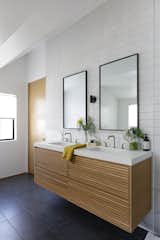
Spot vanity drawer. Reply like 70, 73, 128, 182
34, 148, 67, 176
35, 167, 68, 198
69, 156, 130, 200
68, 180, 130, 232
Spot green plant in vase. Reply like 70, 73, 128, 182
124, 127, 144, 150
77, 117, 96, 143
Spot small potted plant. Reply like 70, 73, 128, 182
125, 127, 144, 150
77, 117, 96, 143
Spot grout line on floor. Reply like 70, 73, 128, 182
145, 232, 160, 240
6, 218, 24, 240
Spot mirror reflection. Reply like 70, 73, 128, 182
100, 54, 138, 130
63, 71, 87, 129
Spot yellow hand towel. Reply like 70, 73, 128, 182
63, 144, 86, 161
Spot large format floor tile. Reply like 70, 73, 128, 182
0, 211, 6, 222
145, 232, 160, 240
0, 174, 148, 240
0, 220, 22, 240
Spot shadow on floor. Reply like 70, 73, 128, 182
0, 174, 148, 240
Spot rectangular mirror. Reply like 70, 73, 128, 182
99, 54, 139, 130
63, 71, 87, 129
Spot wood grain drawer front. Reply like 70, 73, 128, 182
35, 148, 67, 176
35, 167, 68, 198
68, 180, 130, 232
69, 156, 130, 200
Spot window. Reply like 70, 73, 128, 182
0, 93, 17, 141
128, 104, 137, 128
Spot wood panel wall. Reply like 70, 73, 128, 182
28, 78, 46, 174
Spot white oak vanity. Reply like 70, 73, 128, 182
34, 142, 152, 233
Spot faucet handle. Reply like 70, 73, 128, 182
104, 141, 108, 147
106, 135, 116, 148
121, 143, 126, 149
104, 139, 111, 148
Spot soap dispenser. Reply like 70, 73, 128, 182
142, 134, 151, 151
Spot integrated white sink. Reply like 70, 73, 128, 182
87, 146, 105, 151
48, 141, 75, 147
48, 142, 66, 146
87, 146, 114, 152
75, 146, 152, 165
86, 146, 127, 154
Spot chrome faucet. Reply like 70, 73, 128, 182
63, 131, 72, 143
107, 135, 116, 148
104, 140, 108, 147
121, 143, 126, 149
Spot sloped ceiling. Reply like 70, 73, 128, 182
0, 0, 107, 68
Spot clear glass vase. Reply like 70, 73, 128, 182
84, 131, 88, 143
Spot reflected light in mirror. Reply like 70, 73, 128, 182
128, 104, 137, 128
63, 71, 87, 129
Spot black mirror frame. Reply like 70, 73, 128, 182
63, 70, 88, 129
99, 53, 139, 131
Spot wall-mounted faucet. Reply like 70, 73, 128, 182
63, 131, 72, 143
107, 135, 116, 148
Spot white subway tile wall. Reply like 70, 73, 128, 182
44, 0, 160, 235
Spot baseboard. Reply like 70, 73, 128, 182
139, 224, 151, 233
139, 224, 160, 238
0, 172, 28, 180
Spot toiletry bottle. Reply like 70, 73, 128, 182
142, 134, 151, 151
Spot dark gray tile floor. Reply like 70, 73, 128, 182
0, 174, 147, 240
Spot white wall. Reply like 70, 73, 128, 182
0, 57, 28, 178
27, 42, 46, 82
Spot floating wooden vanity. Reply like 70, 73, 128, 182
34, 146, 151, 233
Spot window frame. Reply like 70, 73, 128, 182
0, 118, 15, 141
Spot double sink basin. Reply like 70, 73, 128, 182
33, 141, 152, 166
48, 141, 119, 152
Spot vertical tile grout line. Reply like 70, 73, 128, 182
152, 0, 155, 236
152, 0, 159, 236
6, 218, 24, 240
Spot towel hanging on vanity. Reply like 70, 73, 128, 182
63, 144, 86, 161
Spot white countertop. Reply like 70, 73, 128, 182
34, 141, 152, 166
